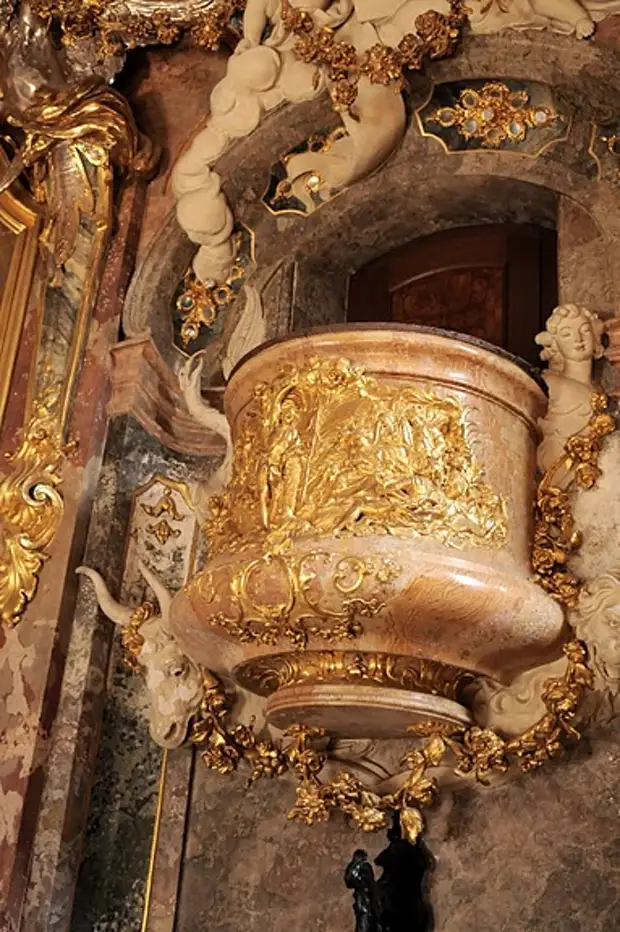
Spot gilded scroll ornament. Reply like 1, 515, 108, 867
0, 386, 69, 626
0, 82, 155, 278
188, 552, 402, 648
430, 81, 560, 148
206, 356, 507, 556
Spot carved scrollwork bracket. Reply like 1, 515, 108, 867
0, 385, 71, 625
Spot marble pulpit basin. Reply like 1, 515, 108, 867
170, 326, 564, 738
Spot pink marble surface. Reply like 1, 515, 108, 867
0, 181, 146, 931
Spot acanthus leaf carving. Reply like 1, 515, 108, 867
0, 385, 70, 626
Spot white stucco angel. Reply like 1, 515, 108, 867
468, 0, 620, 39
535, 304, 606, 477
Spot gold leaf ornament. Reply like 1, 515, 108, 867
400, 807, 424, 845
0, 387, 70, 625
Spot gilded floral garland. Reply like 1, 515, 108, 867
29, 0, 246, 57
282, 0, 467, 111
532, 392, 616, 607
190, 676, 447, 842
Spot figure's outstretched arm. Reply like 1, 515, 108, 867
533, 0, 594, 36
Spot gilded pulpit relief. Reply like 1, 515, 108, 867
78, 311, 620, 848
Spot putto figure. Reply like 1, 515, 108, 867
535, 304, 605, 477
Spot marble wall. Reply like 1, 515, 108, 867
163, 719, 620, 932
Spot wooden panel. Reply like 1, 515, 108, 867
391, 267, 504, 344
347, 224, 557, 365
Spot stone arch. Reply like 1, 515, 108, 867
123, 28, 620, 384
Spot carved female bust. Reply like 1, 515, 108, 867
535, 304, 605, 475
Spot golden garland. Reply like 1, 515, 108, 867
189, 678, 447, 841
29, 0, 246, 57
532, 392, 616, 607
282, 0, 467, 111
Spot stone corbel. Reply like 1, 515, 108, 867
107, 334, 227, 457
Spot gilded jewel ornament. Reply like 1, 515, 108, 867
282, 0, 467, 112
431, 81, 560, 147
176, 265, 237, 347
0, 385, 70, 626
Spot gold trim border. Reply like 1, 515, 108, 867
0, 185, 41, 428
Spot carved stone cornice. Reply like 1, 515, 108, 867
108, 334, 226, 456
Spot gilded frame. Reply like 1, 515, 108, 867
0, 183, 41, 428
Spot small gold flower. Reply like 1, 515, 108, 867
288, 784, 330, 824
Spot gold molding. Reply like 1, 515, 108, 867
0, 181, 41, 428
234, 651, 471, 702
141, 749, 168, 932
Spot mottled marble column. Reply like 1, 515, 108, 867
0, 181, 147, 932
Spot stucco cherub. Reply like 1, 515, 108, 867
469, 0, 620, 39
535, 304, 605, 477
280, 0, 620, 206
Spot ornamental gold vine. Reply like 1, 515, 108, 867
282, 0, 467, 112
